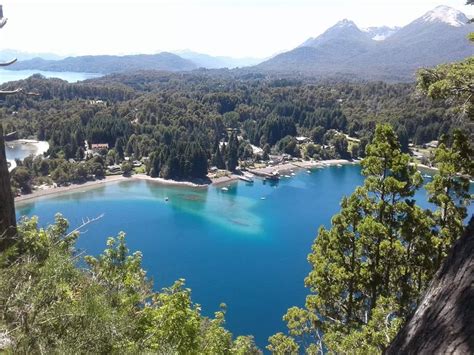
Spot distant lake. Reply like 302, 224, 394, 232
15, 165, 474, 349
0, 68, 102, 84
5, 140, 49, 161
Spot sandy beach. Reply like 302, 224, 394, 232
14, 159, 356, 203
132, 174, 209, 188
15, 175, 127, 204
14, 173, 213, 204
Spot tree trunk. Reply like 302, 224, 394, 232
385, 215, 474, 355
0, 124, 16, 250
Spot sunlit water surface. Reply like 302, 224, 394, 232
16, 165, 473, 348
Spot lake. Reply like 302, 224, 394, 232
5, 140, 50, 172
15, 165, 473, 349
0, 68, 102, 84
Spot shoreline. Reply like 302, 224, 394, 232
14, 159, 356, 204
15, 175, 127, 204
247, 159, 355, 176
15, 173, 211, 204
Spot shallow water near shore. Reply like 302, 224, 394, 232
15, 165, 474, 349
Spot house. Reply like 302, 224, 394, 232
250, 144, 263, 156
90, 143, 109, 151
296, 136, 310, 144
89, 99, 107, 106
425, 140, 439, 149
107, 165, 121, 173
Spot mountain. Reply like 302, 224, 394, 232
0, 49, 63, 62
173, 50, 263, 69
298, 19, 374, 51
6, 52, 197, 74
297, 19, 376, 60
257, 5, 474, 81
261, 19, 375, 73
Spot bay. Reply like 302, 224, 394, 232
0, 68, 102, 84
15, 165, 473, 348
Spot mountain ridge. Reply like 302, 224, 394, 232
256, 5, 473, 80
7, 52, 197, 74
4, 5, 473, 80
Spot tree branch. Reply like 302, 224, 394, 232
0, 58, 17, 66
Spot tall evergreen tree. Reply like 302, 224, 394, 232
425, 130, 473, 268
226, 133, 239, 172
268, 125, 443, 353
212, 145, 225, 170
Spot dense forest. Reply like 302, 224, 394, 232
1, 71, 469, 191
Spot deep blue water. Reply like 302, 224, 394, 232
15, 165, 473, 349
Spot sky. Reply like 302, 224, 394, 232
0, 0, 472, 58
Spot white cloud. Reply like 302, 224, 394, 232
0, 0, 472, 57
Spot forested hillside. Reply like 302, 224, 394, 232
1, 71, 468, 189
8, 52, 197, 74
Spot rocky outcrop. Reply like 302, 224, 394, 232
386, 216, 474, 354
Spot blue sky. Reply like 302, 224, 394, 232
1, 0, 472, 57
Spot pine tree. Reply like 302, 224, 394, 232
212, 145, 225, 169
271, 124, 440, 353
425, 130, 473, 268
226, 133, 239, 172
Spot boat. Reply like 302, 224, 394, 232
238, 175, 253, 183
284, 175, 291, 178
307, 170, 311, 173
261, 197, 266, 200
422, 174, 432, 179
165, 197, 169, 201
336, 164, 343, 167
290, 172, 296, 176
265, 175, 280, 181
221, 187, 229, 191
265, 171, 280, 181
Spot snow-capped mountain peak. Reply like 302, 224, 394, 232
361, 26, 400, 41
420, 5, 468, 27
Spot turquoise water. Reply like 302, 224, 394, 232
15, 165, 473, 348
0, 68, 102, 84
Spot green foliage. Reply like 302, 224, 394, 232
417, 1, 473, 121
0, 216, 259, 353
425, 130, 473, 267
267, 333, 299, 354
10, 166, 32, 193
121, 161, 133, 176
226, 132, 239, 171
3, 72, 466, 187
276, 136, 300, 157
324, 297, 403, 354
268, 124, 472, 354
417, 57, 474, 119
